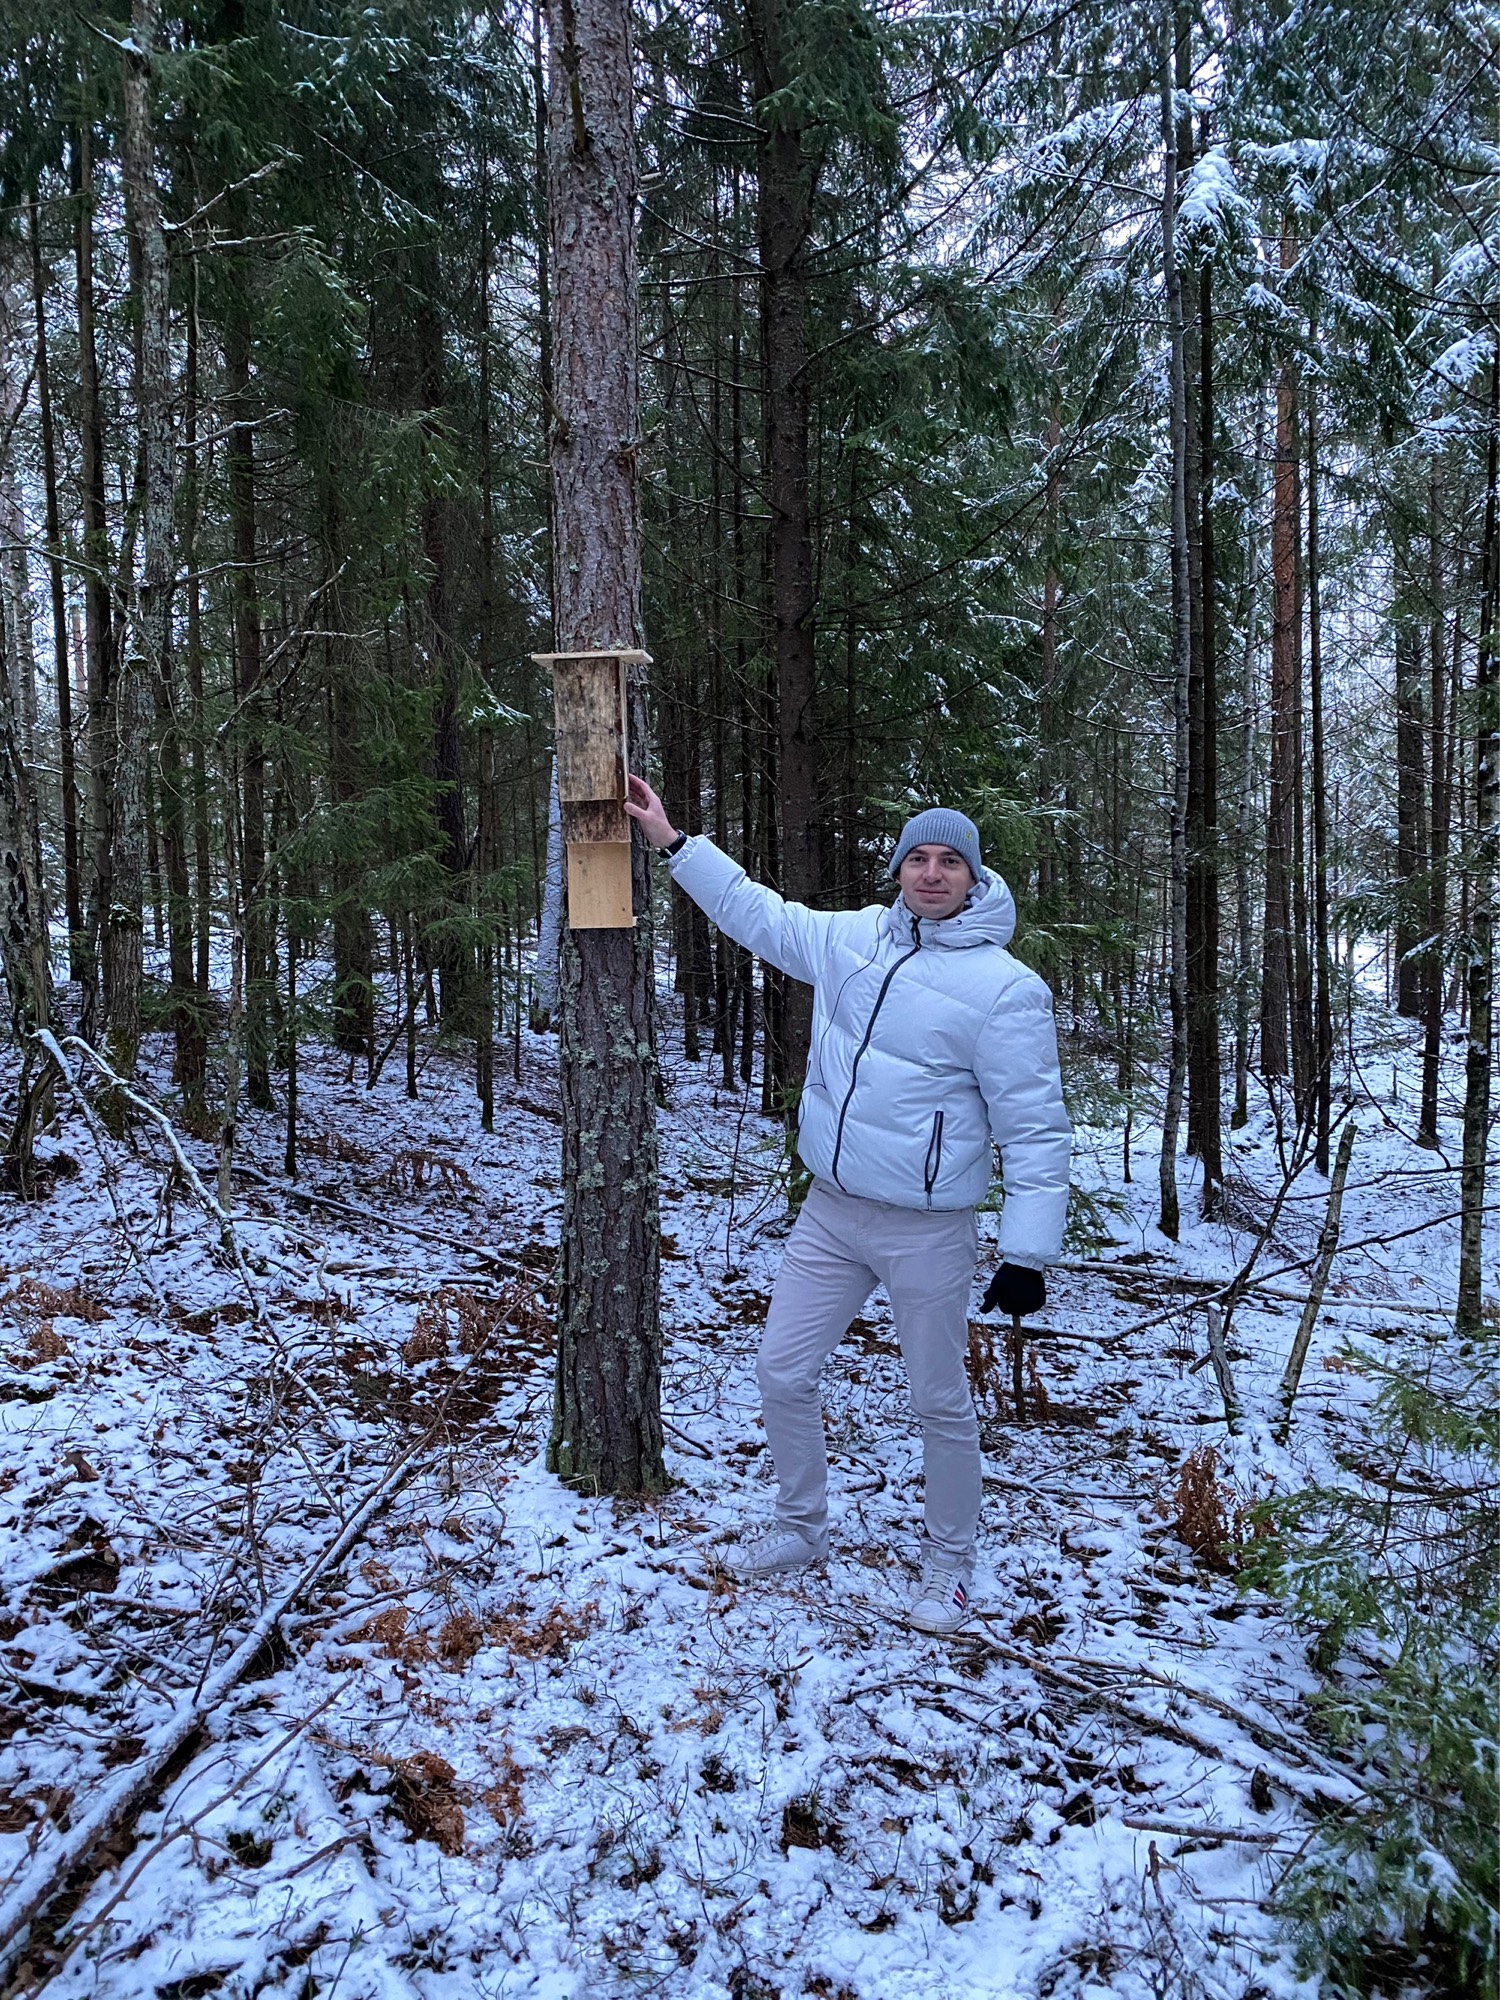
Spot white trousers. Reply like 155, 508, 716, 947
756, 1179, 982, 1569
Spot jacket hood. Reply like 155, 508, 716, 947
881, 866, 1016, 951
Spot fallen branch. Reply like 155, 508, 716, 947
1047, 1645, 1354, 1783
1120, 1815, 1287, 1846
30, 1034, 164, 1306
34, 1033, 338, 1428
36, 1031, 262, 1318
33, 1690, 343, 1992
0, 1436, 425, 1985
1105, 1199, 1489, 1346
233, 1162, 528, 1275
963, 1626, 1364, 1808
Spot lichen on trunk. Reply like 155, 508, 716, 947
543, 0, 665, 1494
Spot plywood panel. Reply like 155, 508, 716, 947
566, 841, 634, 929
563, 798, 628, 845
551, 655, 628, 803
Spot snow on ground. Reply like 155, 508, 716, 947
0, 977, 1478, 1999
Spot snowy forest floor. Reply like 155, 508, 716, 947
0, 971, 1479, 2000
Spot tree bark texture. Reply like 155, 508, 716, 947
1458, 351, 1499, 1332
29, 196, 83, 968
74, 112, 116, 1044
1232, 400, 1266, 1129
1262, 306, 1299, 1083
1394, 604, 1427, 1020
183, 281, 213, 992
545, 0, 665, 1493
224, 294, 272, 1109
321, 484, 374, 1057
1157, 32, 1189, 1243
1420, 502, 1452, 1148
748, 0, 820, 1099
108, 0, 173, 1087
417, 278, 472, 1029
0, 613, 50, 1041
1307, 359, 1332, 1171
1186, 258, 1222, 1205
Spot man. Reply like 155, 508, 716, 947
624, 778, 1071, 1634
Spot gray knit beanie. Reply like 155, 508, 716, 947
888, 807, 983, 881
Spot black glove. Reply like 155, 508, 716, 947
982, 1262, 1046, 1317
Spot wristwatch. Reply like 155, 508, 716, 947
660, 831, 689, 858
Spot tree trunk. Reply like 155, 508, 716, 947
1186, 256, 1222, 1208
1157, 29, 1190, 1243
748, 0, 820, 1103
74, 110, 116, 1046
154, 652, 204, 1114
1261, 243, 1299, 1084
1394, 596, 1426, 1019
1233, 399, 1266, 1129
535, 765, 563, 1025
1458, 351, 1499, 1333
0, 711, 49, 1047
320, 477, 374, 1056
183, 265, 213, 994
417, 280, 471, 1030
224, 294, 272, 1108
0, 533, 50, 1043
1419, 499, 1452, 1149
477, 114, 497, 1124
1289, 432, 1314, 1119
545, 0, 665, 1493
27, 198, 82, 976
1307, 352, 1332, 1172
0, 274, 39, 772
108, 0, 174, 1091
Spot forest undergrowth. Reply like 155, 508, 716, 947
0, 976, 1493, 2000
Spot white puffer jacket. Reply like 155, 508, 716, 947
667, 837, 1071, 1265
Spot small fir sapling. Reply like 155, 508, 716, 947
1242, 1336, 1500, 1998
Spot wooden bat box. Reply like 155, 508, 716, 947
535, 649, 651, 930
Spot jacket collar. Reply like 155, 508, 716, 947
878, 867, 1017, 951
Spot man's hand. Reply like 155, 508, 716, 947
624, 775, 680, 850
981, 1263, 1046, 1317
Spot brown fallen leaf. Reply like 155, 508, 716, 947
391, 1751, 465, 1855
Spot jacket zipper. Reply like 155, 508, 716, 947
923, 1110, 945, 1208
830, 917, 922, 1188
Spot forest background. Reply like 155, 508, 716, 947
0, 0, 1497, 1993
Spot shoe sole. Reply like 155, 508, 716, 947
908, 1607, 974, 1635
727, 1550, 828, 1581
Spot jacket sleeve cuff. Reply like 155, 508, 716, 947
665, 832, 706, 874
996, 1248, 1050, 1271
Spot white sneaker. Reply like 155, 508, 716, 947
728, 1525, 828, 1580
909, 1561, 973, 1634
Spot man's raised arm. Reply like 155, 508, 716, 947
625, 776, 835, 986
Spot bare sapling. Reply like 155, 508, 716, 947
1276, 1123, 1357, 1438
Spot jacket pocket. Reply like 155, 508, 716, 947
922, 1110, 945, 1207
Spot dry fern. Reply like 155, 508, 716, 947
4, 1279, 105, 1324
